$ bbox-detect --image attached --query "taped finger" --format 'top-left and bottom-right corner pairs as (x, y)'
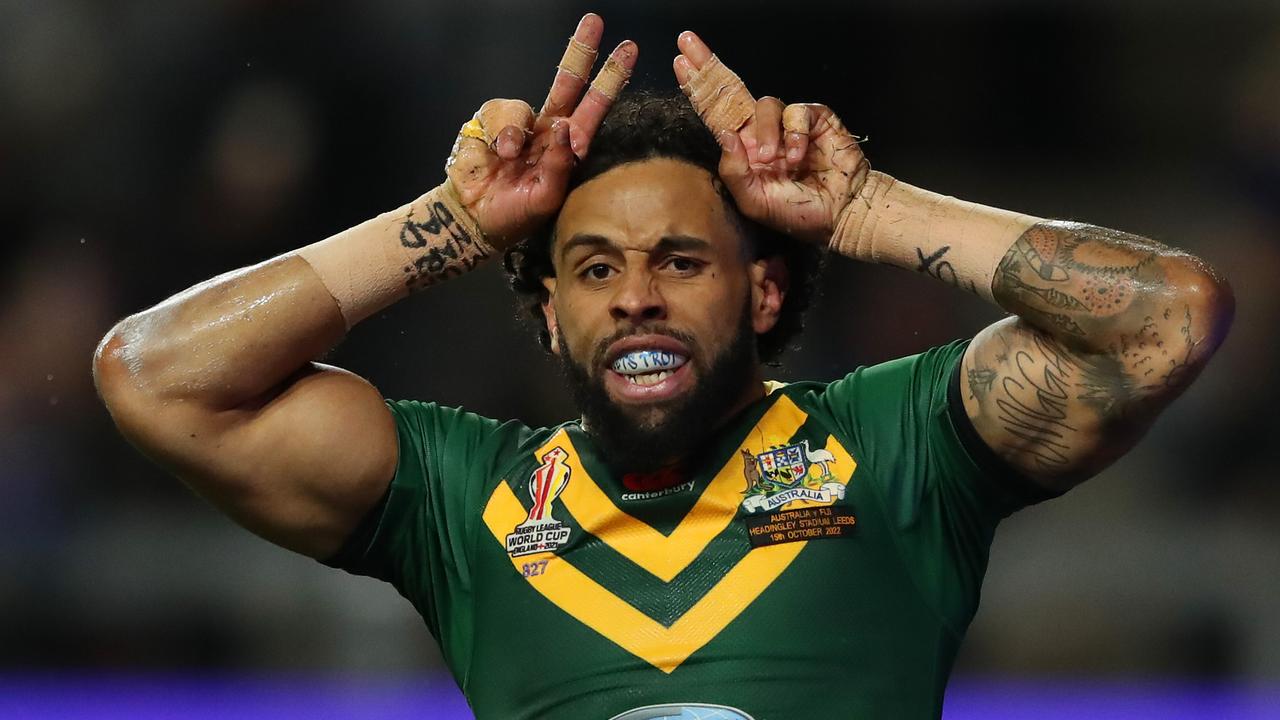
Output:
(477, 99), (535, 150)
(782, 104), (811, 136)
(589, 50), (632, 101)
(570, 40), (637, 157)
(558, 37), (597, 81)
(542, 14), (603, 115)
(679, 54), (754, 136)
(446, 135), (492, 182)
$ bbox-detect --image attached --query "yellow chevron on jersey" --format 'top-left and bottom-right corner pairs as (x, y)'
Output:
(479, 394), (856, 673)
(482, 482), (805, 673)
(552, 394), (810, 581)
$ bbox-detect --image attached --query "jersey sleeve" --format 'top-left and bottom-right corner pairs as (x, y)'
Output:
(810, 340), (1061, 631)
(321, 400), (528, 641)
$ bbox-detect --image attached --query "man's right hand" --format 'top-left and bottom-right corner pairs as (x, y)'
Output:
(446, 14), (637, 248)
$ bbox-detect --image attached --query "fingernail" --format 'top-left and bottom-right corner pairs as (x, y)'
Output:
(718, 131), (737, 151)
(787, 147), (801, 162)
(679, 31), (694, 45)
(759, 144), (774, 159)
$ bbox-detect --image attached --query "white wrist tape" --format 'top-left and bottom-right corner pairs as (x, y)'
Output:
(831, 172), (1038, 298)
(297, 180), (492, 328)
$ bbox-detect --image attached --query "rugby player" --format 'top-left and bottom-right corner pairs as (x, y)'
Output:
(93, 13), (1234, 719)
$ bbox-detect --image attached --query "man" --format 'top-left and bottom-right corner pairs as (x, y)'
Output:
(93, 13), (1233, 720)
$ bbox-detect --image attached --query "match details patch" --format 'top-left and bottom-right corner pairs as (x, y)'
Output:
(743, 506), (856, 548)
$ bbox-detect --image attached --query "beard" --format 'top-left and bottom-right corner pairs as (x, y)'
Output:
(556, 299), (759, 474)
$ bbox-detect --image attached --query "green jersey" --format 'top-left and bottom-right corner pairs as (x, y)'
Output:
(325, 340), (1054, 719)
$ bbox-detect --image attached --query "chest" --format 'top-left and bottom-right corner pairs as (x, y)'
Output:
(468, 397), (940, 683)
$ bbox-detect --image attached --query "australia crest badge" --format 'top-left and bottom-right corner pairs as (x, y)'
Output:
(740, 440), (846, 514)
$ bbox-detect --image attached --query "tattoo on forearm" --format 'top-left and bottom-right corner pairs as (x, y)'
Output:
(1109, 307), (1199, 391)
(993, 221), (1162, 338)
(399, 199), (490, 292)
(968, 220), (1222, 479)
(914, 245), (979, 295)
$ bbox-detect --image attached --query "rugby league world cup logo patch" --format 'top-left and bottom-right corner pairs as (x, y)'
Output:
(505, 446), (573, 557)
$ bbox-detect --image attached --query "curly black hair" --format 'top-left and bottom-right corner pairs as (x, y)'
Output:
(503, 89), (823, 364)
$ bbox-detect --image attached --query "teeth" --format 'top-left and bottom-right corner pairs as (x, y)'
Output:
(612, 349), (687, 375)
(625, 369), (673, 386)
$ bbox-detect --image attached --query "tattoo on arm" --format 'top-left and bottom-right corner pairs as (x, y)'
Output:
(967, 221), (1224, 482)
(992, 221), (1163, 340)
(992, 333), (1079, 470)
(399, 200), (490, 292)
(967, 366), (997, 400)
(915, 245), (979, 295)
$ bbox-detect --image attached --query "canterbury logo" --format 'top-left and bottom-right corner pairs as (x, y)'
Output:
(482, 394), (856, 673)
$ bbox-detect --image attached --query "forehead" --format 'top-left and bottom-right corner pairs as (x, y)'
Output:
(553, 158), (743, 257)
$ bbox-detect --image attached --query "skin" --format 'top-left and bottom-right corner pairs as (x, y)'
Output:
(92, 14), (637, 560)
(541, 158), (785, 432)
(673, 30), (1235, 493)
(966, 225), (1234, 489)
(92, 15), (1233, 571)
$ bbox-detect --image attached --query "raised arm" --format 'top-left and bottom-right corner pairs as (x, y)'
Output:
(93, 15), (636, 558)
(673, 31), (1233, 493)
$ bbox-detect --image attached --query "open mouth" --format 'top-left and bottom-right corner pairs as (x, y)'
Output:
(603, 336), (694, 403)
(610, 349), (687, 386)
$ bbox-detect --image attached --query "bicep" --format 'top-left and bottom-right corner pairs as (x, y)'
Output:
(959, 317), (1158, 492)
(122, 363), (398, 559)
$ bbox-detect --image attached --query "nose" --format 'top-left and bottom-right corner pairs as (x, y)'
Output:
(609, 266), (667, 323)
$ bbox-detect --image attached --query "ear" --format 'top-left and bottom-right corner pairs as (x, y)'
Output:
(541, 276), (560, 354)
(748, 256), (788, 336)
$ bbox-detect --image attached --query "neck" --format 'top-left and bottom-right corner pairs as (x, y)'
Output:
(581, 370), (769, 470)
(718, 369), (768, 428)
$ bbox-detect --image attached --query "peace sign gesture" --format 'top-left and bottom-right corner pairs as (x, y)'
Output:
(673, 32), (869, 245)
(445, 14), (637, 248)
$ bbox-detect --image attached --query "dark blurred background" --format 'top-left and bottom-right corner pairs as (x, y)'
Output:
(1, 0), (1277, 699)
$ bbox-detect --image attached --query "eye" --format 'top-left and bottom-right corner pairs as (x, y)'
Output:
(664, 256), (703, 275)
(583, 263), (614, 281)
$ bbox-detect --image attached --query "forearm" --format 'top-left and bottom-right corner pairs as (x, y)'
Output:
(96, 182), (491, 410)
(987, 219), (1233, 387)
(297, 179), (490, 327)
(955, 221), (1232, 485)
(830, 171), (1230, 362)
(830, 171), (1040, 301)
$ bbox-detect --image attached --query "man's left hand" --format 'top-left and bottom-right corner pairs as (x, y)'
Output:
(674, 31), (868, 245)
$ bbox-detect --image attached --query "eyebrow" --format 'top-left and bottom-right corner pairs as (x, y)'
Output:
(557, 233), (713, 262)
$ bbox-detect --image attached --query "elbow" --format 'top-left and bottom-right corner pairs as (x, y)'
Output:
(92, 322), (129, 408)
(1162, 256), (1228, 358)
(92, 315), (150, 410)
(1171, 257), (1235, 355)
